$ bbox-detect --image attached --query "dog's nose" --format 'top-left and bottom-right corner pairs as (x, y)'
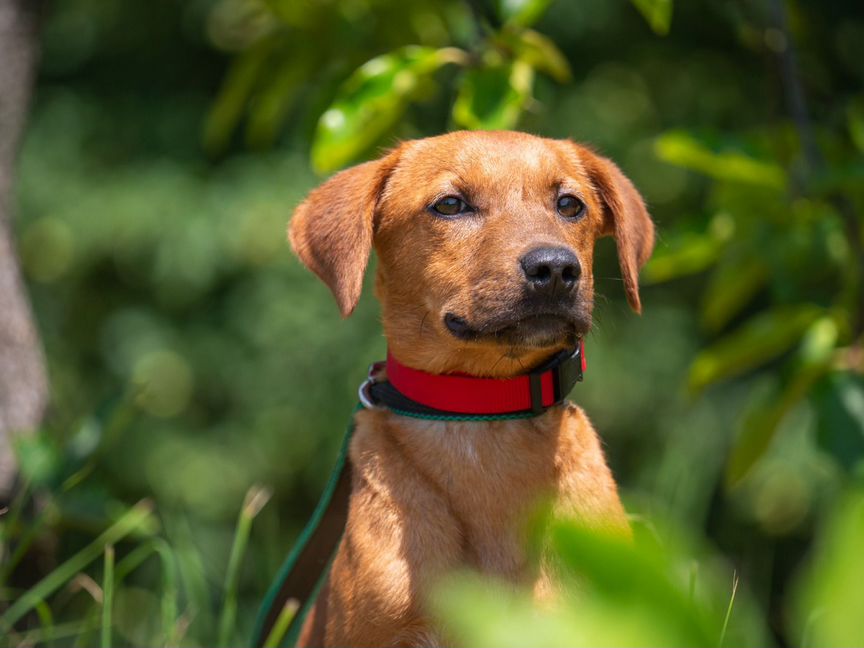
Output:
(520, 247), (581, 296)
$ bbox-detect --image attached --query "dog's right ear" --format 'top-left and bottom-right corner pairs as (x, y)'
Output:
(289, 149), (401, 317)
(575, 145), (655, 314)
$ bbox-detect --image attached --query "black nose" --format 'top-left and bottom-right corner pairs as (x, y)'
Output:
(520, 247), (581, 296)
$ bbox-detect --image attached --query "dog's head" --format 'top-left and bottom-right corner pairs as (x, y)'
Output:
(290, 131), (654, 377)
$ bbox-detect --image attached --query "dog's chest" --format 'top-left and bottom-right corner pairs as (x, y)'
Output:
(353, 408), (571, 579)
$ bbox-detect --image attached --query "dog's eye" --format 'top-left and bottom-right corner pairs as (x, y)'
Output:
(431, 196), (471, 216)
(557, 195), (586, 220)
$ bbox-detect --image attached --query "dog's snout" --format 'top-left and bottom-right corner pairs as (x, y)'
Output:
(520, 247), (581, 295)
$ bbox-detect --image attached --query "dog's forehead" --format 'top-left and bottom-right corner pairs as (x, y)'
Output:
(390, 132), (585, 190)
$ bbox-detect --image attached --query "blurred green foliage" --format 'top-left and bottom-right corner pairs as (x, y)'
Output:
(2, 0), (863, 646)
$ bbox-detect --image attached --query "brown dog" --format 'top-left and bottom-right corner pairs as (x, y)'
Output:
(289, 131), (654, 646)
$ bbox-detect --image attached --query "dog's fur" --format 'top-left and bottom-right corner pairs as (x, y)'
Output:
(288, 131), (654, 647)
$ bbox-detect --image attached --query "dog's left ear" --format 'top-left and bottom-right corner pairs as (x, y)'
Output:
(578, 146), (655, 314)
(289, 148), (401, 317)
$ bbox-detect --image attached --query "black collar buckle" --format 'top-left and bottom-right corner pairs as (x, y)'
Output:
(528, 343), (584, 415)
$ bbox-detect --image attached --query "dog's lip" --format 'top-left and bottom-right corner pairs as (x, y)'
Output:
(444, 311), (574, 340)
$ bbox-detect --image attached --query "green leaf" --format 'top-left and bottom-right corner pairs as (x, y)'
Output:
(498, 0), (554, 27)
(311, 46), (465, 173)
(499, 28), (571, 83)
(701, 253), (768, 332)
(546, 518), (767, 647)
(655, 131), (786, 189)
(725, 317), (839, 485)
(642, 232), (720, 284)
(812, 372), (864, 473)
(203, 43), (273, 155)
(244, 58), (306, 149)
(13, 434), (61, 487)
(847, 97), (864, 154)
(452, 59), (535, 131)
(630, 0), (673, 35)
(792, 490), (864, 648)
(689, 304), (824, 393)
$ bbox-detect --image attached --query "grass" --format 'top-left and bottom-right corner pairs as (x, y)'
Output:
(2, 475), (862, 647)
(101, 545), (114, 648)
(0, 488), (271, 647)
(718, 571), (739, 648)
(217, 486), (272, 648)
(0, 500), (155, 634)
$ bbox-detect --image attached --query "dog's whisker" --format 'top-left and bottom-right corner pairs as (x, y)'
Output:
(513, 354), (527, 373)
(490, 352), (507, 373)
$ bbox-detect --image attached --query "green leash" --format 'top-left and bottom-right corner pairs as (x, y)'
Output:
(251, 412), (356, 648)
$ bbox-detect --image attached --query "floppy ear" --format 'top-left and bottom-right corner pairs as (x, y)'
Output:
(289, 150), (401, 317)
(579, 146), (655, 314)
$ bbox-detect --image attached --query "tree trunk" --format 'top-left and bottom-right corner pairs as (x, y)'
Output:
(0, 0), (47, 502)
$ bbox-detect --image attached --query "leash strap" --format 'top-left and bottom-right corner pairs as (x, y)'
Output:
(251, 416), (355, 648)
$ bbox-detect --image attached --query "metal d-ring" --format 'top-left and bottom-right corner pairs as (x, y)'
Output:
(358, 362), (385, 409)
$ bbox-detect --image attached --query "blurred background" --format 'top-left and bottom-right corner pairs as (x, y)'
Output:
(1, 0), (862, 646)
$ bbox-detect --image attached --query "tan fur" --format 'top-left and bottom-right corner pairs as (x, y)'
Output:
(289, 131), (654, 646)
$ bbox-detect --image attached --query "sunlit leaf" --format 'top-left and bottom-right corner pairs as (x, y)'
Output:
(499, 28), (571, 83)
(689, 304), (825, 393)
(792, 490), (864, 648)
(453, 59), (534, 130)
(630, 0), (673, 35)
(812, 372), (864, 473)
(547, 518), (767, 647)
(642, 232), (720, 284)
(498, 0), (554, 27)
(655, 131), (786, 189)
(434, 571), (691, 648)
(311, 46), (465, 173)
(550, 523), (698, 630)
(701, 253), (768, 332)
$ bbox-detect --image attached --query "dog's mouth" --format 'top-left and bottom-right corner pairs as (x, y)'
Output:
(444, 311), (585, 348)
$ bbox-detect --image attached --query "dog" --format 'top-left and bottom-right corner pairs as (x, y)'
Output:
(288, 130), (654, 647)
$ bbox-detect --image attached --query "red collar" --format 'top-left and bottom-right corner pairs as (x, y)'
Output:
(360, 340), (586, 419)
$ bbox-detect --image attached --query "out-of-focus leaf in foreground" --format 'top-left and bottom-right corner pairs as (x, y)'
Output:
(434, 516), (768, 647)
(792, 489), (864, 648)
(312, 46), (465, 173)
